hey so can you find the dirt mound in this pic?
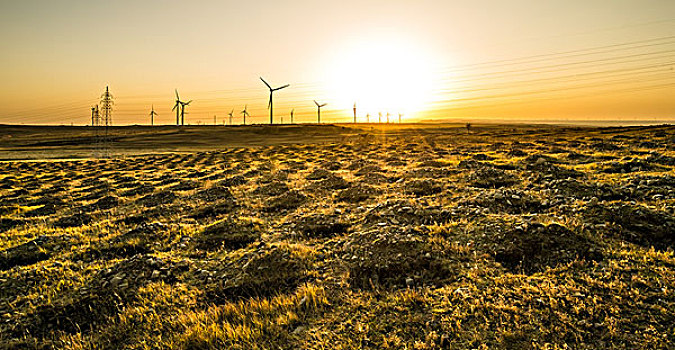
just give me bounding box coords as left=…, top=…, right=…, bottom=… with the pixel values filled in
left=582, top=204, right=675, bottom=249
left=305, top=174, right=350, bottom=192
left=507, top=149, right=528, bottom=157
left=623, top=175, right=675, bottom=200
left=344, top=230, right=471, bottom=289
left=265, top=190, right=308, bottom=212
left=203, top=243, right=316, bottom=302
left=335, top=185, right=381, bottom=203
left=293, top=213, right=350, bottom=237
left=459, top=190, right=546, bottom=215
left=89, top=195, right=120, bottom=210
left=485, top=223, right=602, bottom=274
left=0, top=218, right=25, bottom=232
left=23, top=202, right=61, bottom=218
left=306, top=168, right=333, bottom=180
left=136, top=191, right=177, bottom=207
left=21, top=255, right=182, bottom=338
left=119, top=184, right=154, bottom=197
left=216, top=174, right=248, bottom=187
left=602, top=160, right=665, bottom=173
left=467, top=167, right=517, bottom=188
left=522, top=157, right=583, bottom=180
left=192, top=186, right=234, bottom=201
left=0, top=235, right=73, bottom=270
left=354, top=164, right=384, bottom=177
left=541, top=178, right=626, bottom=200
left=253, top=181, right=289, bottom=197
left=169, top=180, right=202, bottom=191
left=189, top=199, right=238, bottom=219
left=646, top=153, right=675, bottom=166
left=364, top=201, right=453, bottom=226
left=53, top=212, right=93, bottom=228
left=404, top=179, right=443, bottom=196
left=193, top=218, right=263, bottom=251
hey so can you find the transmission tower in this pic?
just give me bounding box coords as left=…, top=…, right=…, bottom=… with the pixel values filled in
left=98, top=86, right=114, bottom=158
left=100, top=86, right=113, bottom=127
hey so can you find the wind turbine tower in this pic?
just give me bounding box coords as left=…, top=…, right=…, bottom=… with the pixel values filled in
left=290, top=109, right=294, bottom=124
left=378, top=112, right=382, bottom=123
left=398, top=113, right=403, bottom=124
left=228, top=109, right=234, bottom=125
left=149, top=105, right=158, bottom=126
left=314, top=100, right=327, bottom=124
left=180, top=99, right=192, bottom=126
left=173, top=90, right=185, bottom=126
left=241, top=105, right=249, bottom=125
left=386, top=112, right=390, bottom=123
left=353, top=103, right=357, bottom=123
left=260, top=77, right=289, bottom=125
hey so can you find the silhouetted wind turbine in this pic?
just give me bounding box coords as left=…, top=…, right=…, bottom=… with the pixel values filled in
left=180, top=99, right=192, bottom=126
left=290, top=109, right=294, bottom=124
left=260, top=77, right=289, bottom=125
left=378, top=112, right=382, bottom=123
left=353, top=103, right=357, bottom=123
left=228, top=109, right=234, bottom=125
left=386, top=112, right=391, bottom=123
left=241, top=105, right=249, bottom=125
left=314, top=100, right=327, bottom=124
left=398, top=113, right=403, bottom=123
left=172, top=89, right=184, bottom=126
left=149, top=105, right=158, bottom=126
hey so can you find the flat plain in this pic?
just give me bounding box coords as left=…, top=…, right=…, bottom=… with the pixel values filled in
left=0, top=123, right=673, bottom=349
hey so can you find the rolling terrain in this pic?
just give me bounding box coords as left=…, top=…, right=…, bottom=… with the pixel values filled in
left=0, top=123, right=674, bottom=349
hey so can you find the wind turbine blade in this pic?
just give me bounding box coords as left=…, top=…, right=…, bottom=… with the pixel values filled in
left=268, top=94, right=272, bottom=109
left=175, top=89, right=179, bottom=100
left=274, top=84, right=290, bottom=91
left=320, top=103, right=327, bottom=107
left=172, top=103, right=178, bottom=111
left=260, top=77, right=271, bottom=89
left=314, top=100, right=319, bottom=107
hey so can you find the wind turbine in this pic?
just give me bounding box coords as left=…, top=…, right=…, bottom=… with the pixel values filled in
left=228, top=109, right=234, bottom=125
left=172, top=90, right=184, bottom=126
left=386, top=112, right=391, bottom=123
left=366, top=113, right=370, bottom=123
left=314, top=100, right=327, bottom=124
left=290, top=109, right=294, bottom=124
left=378, top=112, right=382, bottom=123
left=180, top=99, right=192, bottom=126
left=260, top=77, right=289, bottom=125
left=149, top=105, right=158, bottom=126
left=353, top=103, right=357, bottom=123
left=398, top=113, right=403, bottom=123
left=241, top=105, right=249, bottom=125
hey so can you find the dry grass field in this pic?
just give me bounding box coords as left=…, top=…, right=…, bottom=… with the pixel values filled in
left=0, top=123, right=674, bottom=349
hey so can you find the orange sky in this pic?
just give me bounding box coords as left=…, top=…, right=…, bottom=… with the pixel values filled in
left=0, top=0, right=673, bottom=125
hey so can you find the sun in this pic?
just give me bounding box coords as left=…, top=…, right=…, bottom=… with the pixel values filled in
left=323, top=35, right=439, bottom=121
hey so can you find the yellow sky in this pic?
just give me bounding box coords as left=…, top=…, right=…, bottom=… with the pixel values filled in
left=0, top=0, right=673, bottom=125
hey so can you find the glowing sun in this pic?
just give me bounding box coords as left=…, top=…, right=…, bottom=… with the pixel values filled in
left=323, top=35, right=439, bottom=121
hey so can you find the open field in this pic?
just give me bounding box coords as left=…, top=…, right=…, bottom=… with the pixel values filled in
left=0, top=123, right=674, bottom=349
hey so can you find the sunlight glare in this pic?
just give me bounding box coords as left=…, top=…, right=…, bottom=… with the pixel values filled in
left=324, top=36, right=439, bottom=121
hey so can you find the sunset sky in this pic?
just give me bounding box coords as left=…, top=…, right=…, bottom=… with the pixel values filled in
left=0, top=0, right=673, bottom=125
